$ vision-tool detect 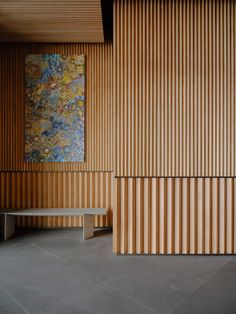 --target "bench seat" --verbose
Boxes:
[1,208,106,241]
